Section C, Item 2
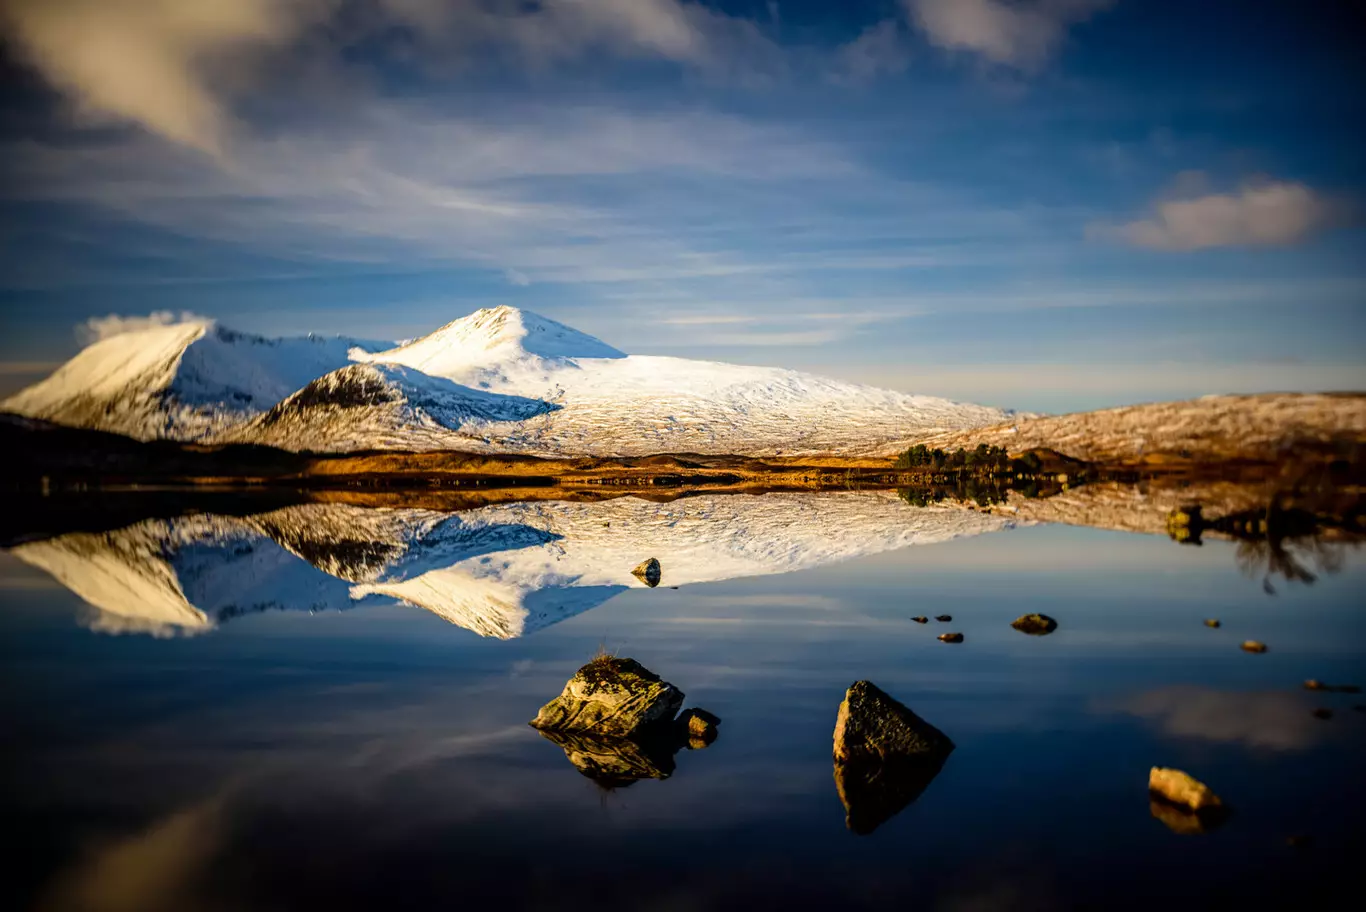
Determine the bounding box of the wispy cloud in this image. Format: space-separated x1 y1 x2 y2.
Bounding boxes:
1090 176 1347 251
77 310 213 344
905 0 1113 70
0 0 327 154
831 19 909 85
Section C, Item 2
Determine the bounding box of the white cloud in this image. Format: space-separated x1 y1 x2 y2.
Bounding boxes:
0 0 328 154
77 310 214 345
1092 178 1343 251
904 0 1112 69
503 269 531 287
1109 686 1329 751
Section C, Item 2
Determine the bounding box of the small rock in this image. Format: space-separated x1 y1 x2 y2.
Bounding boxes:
676 707 721 746
1304 679 1326 691
832 680 954 835
1204 619 1221 628
1287 834 1314 849
911 616 929 624
1241 640 1268 654
1312 708 1333 720
632 558 662 588
1149 767 1221 811
1011 613 1058 635
935 615 953 622
938 632 964 643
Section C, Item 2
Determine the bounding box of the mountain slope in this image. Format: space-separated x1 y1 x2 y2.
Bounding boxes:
3 305 1011 456
3 322 386 440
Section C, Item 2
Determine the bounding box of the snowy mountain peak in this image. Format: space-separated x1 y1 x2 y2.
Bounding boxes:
362 306 624 378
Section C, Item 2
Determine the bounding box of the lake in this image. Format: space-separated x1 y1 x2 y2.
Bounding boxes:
2 489 1363 911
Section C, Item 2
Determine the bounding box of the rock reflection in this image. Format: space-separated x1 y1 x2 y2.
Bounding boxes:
1148 798 1230 836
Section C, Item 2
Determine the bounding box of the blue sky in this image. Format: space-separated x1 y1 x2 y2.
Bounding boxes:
0 0 1362 412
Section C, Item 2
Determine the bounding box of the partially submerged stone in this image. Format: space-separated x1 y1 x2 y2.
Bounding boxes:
1204 619 1221 628
677 707 721 746
938 632 964 643
832 681 954 835
1304 680 1360 693
910 616 929 624
1241 640 1268 654
530 656 684 738
632 557 662 588
1011 613 1058 635
935 615 953 622
1149 767 1221 811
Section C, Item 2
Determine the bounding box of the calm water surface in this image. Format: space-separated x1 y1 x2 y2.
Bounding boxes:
2 493 1363 911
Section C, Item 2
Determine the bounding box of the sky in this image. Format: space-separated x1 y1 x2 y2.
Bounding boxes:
0 0 1362 413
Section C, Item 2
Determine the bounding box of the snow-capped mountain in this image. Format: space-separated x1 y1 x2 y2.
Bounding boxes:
3 306 1011 456
9 495 1017 639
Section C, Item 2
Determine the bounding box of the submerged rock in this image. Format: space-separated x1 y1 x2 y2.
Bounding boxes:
530 656 684 738
938 632 964 643
632 557 662 588
1241 640 1268 654
1149 767 1221 811
832 681 954 835
1204 619 1221 628
911 616 929 624
935 615 953 622
1011 613 1058 635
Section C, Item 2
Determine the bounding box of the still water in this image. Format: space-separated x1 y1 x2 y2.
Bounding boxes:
2 491 1363 911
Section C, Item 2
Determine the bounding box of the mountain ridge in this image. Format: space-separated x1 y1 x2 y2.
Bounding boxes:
2 306 1011 457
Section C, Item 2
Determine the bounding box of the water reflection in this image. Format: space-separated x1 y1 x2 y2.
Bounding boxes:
6 494 1014 638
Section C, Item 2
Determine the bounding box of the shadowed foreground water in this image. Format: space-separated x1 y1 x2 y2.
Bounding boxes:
2 493 1364 911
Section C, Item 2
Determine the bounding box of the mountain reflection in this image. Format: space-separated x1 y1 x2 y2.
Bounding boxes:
6 494 1014 638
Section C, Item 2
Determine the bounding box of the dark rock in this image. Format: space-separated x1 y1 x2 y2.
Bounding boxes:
1011 613 1058 635
530 656 684 738
1241 640 1268 654
910 616 929 624
1287 834 1314 849
1305 680 1361 693
938 632 964 643
1312 708 1333 720
632 558 662 587
831 681 954 835
1204 619 1221 628
935 615 952 622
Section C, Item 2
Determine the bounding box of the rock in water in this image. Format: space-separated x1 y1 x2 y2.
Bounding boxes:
1011 613 1058 635
1241 640 1268 654
677 707 721 748
935 615 952 622
911 616 929 624
832 680 954 834
1204 619 1221 628
632 557 662 587
1149 767 1222 811
938 632 964 643
530 656 684 738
